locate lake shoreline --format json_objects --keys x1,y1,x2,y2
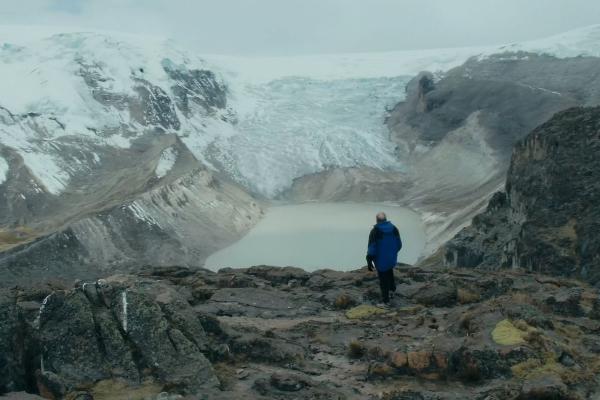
[{"x1": 205, "y1": 202, "x2": 426, "y2": 272}]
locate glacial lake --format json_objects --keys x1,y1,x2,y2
[{"x1": 205, "y1": 203, "x2": 426, "y2": 272}]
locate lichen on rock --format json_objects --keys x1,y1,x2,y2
[
  {"x1": 345, "y1": 304, "x2": 386, "y2": 319},
  {"x1": 491, "y1": 319, "x2": 530, "y2": 346}
]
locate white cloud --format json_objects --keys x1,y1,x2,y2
[{"x1": 0, "y1": 0, "x2": 599, "y2": 55}]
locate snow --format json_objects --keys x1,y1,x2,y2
[
  {"x1": 204, "y1": 46, "x2": 489, "y2": 84},
  {"x1": 0, "y1": 155, "x2": 8, "y2": 185},
  {"x1": 127, "y1": 201, "x2": 161, "y2": 227},
  {"x1": 207, "y1": 25, "x2": 600, "y2": 84},
  {"x1": 155, "y1": 146, "x2": 178, "y2": 178},
  {"x1": 0, "y1": 24, "x2": 599, "y2": 197},
  {"x1": 121, "y1": 290, "x2": 128, "y2": 332},
  {"x1": 496, "y1": 24, "x2": 600, "y2": 59},
  {"x1": 0, "y1": 27, "x2": 198, "y2": 194},
  {"x1": 19, "y1": 152, "x2": 70, "y2": 195},
  {"x1": 34, "y1": 293, "x2": 53, "y2": 329}
]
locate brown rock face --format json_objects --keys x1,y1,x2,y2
[
  {"x1": 407, "y1": 351, "x2": 431, "y2": 371},
  {"x1": 390, "y1": 352, "x2": 408, "y2": 368},
  {"x1": 444, "y1": 107, "x2": 600, "y2": 284}
]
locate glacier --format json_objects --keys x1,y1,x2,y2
[{"x1": 209, "y1": 76, "x2": 410, "y2": 196}]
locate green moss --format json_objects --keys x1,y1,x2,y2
[
  {"x1": 511, "y1": 358, "x2": 543, "y2": 378},
  {"x1": 457, "y1": 288, "x2": 480, "y2": 304},
  {"x1": 0, "y1": 226, "x2": 36, "y2": 250},
  {"x1": 511, "y1": 354, "x2": 586, "y2": 384},
  {"x1": 491, "y1": 319, "x2": 530, "y2": 345},
  {"x1": 88, "y1": 378, "x2": 163, "y2": 400}
]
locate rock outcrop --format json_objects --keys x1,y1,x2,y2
[
  {"x1": 1, "y1": 274, "x2": 220, "y2": 397},
  {"x1": 2, "y1": 265, "x2": 600, "y2": 399},
  {"x1": 387, "y1": 53, "x2": 600, "y2": 158},
  {"x1": 444, "y1": 107, "x2": 600, "y2": 284}
]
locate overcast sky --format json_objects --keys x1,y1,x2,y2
[{"x1": 1, "y1": 0, "x2": 599, "y2": 55}]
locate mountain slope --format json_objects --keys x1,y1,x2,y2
[
  {"x1": 0, "y1": 30, "x2": 263, "y2": 284},
  {"x1": 379, "y1": 50, "x2": 600, "y2": 254}
]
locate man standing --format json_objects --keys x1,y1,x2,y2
[{"x1": 366, "y1": 212, "x2": 402, "y2": 306}]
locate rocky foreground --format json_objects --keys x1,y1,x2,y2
[{"x1": 2, "y1": 264, "x2": 600, "y2": 399}]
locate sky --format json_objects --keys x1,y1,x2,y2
[{"x1": 0, "y1": 0, "x2": 599, "y2": 55}]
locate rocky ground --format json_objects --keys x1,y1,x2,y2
[{"x1": 2, "y1": 264, "x2": 600, "y2": 399}]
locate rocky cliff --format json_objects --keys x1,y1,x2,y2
[
  {"x1": 2, "y1": 265, "x2": 600, "y2": 399},
  {"x1": 444, "y1": 107, "x2": 600, "y2": 284}
]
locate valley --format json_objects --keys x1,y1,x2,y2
[
  {"x1": 1, "y1": 25, "x2": 599, "y2": 282},
  {"x1": 0, "y1": 19, "x2": 600, "y2": 400}
]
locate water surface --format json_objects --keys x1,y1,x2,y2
[{"x1": 205, "y1": 203, "x2": 425, "y2": 272}]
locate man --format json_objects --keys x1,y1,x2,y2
[{"x1": 366, "y1": 212, "x2": 402, "y2": 306}]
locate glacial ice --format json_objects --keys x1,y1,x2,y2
[{"x1": 214, "y1": 76, "x2": 409, "y2": 196}]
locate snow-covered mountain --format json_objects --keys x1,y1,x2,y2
[
  {"x1": 2, "y1": 24, "x2": 600, "y2": 199},
  {"x1": 1, "y1": 24, "x2": 600, "y2": 284},
  {"x1": 0, "y1": 26, "x2": 481, "y2": 200}
]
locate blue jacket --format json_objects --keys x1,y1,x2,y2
[{"x1": 366, "y1": 221, "x2": 402, "y2": 272}]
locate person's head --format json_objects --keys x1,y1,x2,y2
[{"x1": 376, "y1": 212, "x2": 387, "y2": 223}]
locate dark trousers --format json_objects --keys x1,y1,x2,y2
[{"x1": 377, "y1": 268, "x2": 396, "y2": 303}]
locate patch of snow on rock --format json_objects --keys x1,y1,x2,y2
[
  {"x1": 0, "y1": 155, "x2": 8, "y2": 185},
  {"x1": 155, "y1": 146, "x2": 178, "y2": 178},
  {"x1": 20, "y1": 152, "x2": 69, "y2": 195}
]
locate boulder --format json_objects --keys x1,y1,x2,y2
[
  {"x1": 448, "y1": 347, "x2": 509, "y2": 381},
  {"x1": 269, "y1": 373, "x2": 308, "y2": 392},
  {"x1": 519, "y1": 375, "x2": 569, "y2": 400},
  {"x1": 244, "y1": 266, "x2": 309, "y2": 286},
  {"x1": 34, "y1": 278, "x2": 219, "y2": 397},
  {"x1": 413, "y1": 285, "x2": 457, "y2": 307},
  {"x1": 543, "y1": 288, "x2": 584, "y2": 317}
]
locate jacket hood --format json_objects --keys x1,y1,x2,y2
[{"x1": 375, "y1": 220, "x2": 395, "y2": 232}]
